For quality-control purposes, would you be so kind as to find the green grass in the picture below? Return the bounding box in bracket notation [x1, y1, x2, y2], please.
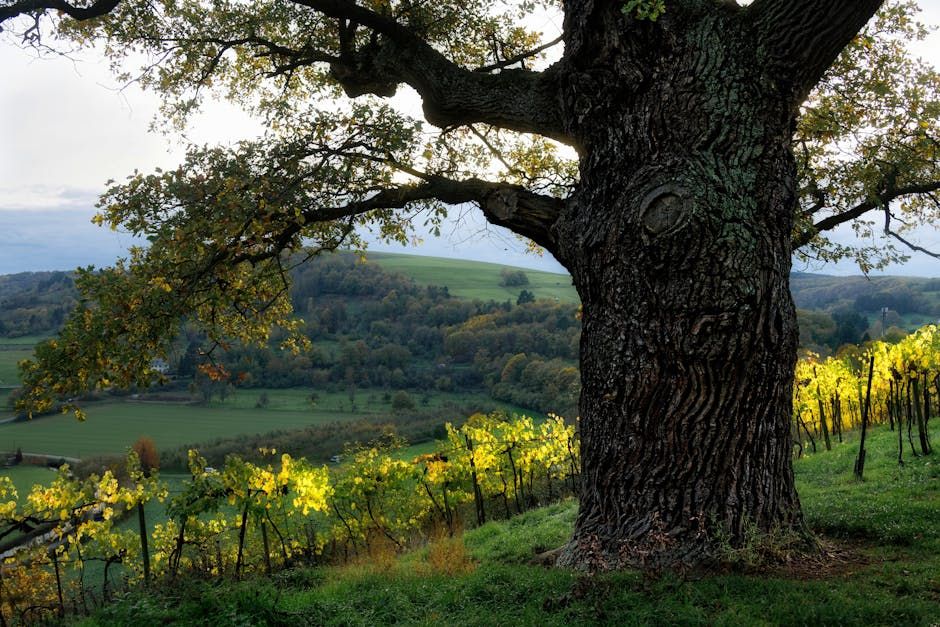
[0, 464, 59, 497]
[0, 347, 32, 389]
[0, 335, 49, 346]
[0, 398, 371, 460]
[0, 387, 504, 460]
[0, 339, 37, 419]
[367, 252, 579, 303]
[795, 424, 940, 546]
[78, 423, 940, 626]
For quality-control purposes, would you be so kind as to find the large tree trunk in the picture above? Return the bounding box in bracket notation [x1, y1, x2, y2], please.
[554, 5, 804, 569]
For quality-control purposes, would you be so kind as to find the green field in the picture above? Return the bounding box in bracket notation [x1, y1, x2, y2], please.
[0, 347, 32, 389]
[0, 464, 59, 497]
[0, 397, 368, 460]
[0, 386, 506, 460]
[0, 337, 42, 415]
[368, 252, 579, 303]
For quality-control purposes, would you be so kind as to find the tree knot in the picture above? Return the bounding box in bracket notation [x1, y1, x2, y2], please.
[484, 188, 519, 221]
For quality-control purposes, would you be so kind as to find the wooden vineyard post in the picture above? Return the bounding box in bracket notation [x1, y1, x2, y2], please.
[138, 502, 151, 584]
[855, 354, 875, 480]
[261, 521, 272, 575]
[235, 504, 249, 578]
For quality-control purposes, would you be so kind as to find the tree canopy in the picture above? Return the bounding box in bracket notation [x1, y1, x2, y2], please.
[4, 0, 934, 415]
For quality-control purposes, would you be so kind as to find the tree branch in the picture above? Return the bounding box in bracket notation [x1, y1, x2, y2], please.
[747, 0, 884, 103]
[318, 177, 563, 251]
[884, 207, 940, 260]
[0, 0, 119, 26]
[224, 177, 562, 270]
[473, 34, 563, 73]
[792, 180, 940, 249]
[289, 0, 569, 144]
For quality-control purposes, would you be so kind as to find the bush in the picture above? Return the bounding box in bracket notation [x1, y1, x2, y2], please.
[391, 390, 416, 412]
[499, 268, 529, 287]
[132, 436, 160, 477]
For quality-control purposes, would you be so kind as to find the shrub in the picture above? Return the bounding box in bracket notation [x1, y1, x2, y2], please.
[391, 390, 416, 412]
[499, 268, 529, 287]
[132, 436, 160, 477]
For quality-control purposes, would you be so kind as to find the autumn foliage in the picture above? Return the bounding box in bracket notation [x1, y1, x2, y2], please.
[131, 437, 159, 477]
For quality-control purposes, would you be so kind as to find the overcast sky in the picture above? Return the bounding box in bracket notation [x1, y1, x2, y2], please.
[1, 3, 940, 277]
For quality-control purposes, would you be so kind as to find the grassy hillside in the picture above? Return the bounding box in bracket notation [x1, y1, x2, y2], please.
[367, 252, 579, 303]
[78, 423, 940, 626]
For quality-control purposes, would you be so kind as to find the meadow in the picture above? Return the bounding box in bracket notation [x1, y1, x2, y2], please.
[77, 423, 940, 626]
[0, 336, 44, 414]
[0, 387, 499, 460]
[0, 346, 32, 391]
[0, 350, 30, 390]
[368, 252, 579, 303]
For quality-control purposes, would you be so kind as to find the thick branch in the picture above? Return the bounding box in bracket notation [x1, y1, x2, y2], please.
[290, 0, 569, 144]
[338, 177, 562, 251]
[747, 0, 884, 102]
[792, 180, 940, 249]
[0, 0, 119, 25]
[226, 178, 561, 269]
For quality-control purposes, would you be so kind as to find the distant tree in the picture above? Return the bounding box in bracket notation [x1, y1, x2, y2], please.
[796, 309, 837, 352]
[516, 289, 535, 305]
[924, 278, 940, 292]
[855, 287, 930, 315]
[131, 437, 159, 477]
[391, 390, 416, 412]
[832, 309, 869, 348]
[499, 268, 529, 288]
[885, 326, 909, 343]
[177, 341, 202, 378]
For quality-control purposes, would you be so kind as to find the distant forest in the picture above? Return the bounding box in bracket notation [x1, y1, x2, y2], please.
[4, 256, 940, 414]
[1, 255, 581, 417]
[0, 271, 76, 337]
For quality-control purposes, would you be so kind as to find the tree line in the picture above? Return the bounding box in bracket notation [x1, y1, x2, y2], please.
[179, 254, 581, 418]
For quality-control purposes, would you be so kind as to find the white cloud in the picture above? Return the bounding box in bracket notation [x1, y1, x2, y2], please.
[0, 185, 98, 211]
